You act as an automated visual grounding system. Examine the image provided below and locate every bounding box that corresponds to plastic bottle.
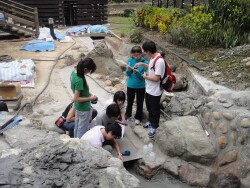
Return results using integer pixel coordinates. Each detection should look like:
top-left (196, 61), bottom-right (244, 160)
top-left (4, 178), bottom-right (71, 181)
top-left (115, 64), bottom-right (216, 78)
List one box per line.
top-left (143, 144), bottom-right (148, 155)
top-left (149, 152), bottom-right (156, 162)
top-left (148, 143), bottom-right (153, 153)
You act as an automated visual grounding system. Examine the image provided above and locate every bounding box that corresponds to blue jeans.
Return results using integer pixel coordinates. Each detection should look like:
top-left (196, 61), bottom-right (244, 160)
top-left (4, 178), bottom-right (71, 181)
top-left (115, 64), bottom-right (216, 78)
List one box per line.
top-left (63, 121), bottom-right (75, 138)
top-left (74, 110), bottom-right (90, 138)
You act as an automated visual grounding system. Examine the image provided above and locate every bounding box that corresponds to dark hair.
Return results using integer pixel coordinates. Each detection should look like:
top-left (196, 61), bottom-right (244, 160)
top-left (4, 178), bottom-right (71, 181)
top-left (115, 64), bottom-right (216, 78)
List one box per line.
top-left (106, 103), bottom-right (120, 118)
top-left (131, 46), bottom-right (142, 54)
top-left (76, 57), bottom-right (96, 87)
top-left (142, 41), bottom-right (157, 54)
top-left (113, 91), bottom-right (126, 103)
top-left (105, 122), bottom-right (122, 139)
top-left (160, 51), bottom-right (166, 58)
top-left (0, 101), bottom-right (8, 112)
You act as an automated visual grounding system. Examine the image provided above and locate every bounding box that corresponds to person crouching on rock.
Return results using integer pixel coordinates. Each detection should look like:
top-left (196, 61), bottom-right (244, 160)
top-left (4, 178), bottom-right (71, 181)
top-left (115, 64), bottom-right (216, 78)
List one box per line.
top-left (81, 122), bottom-right (123, 160)
top-left (102, 91), bottom-right (127, 125)
top-left (96, 103), bottom-right (121, 128)
top-left (70, 58), bottom-right (97, 138)
top-left (60, 102), bottom-right (97, 138)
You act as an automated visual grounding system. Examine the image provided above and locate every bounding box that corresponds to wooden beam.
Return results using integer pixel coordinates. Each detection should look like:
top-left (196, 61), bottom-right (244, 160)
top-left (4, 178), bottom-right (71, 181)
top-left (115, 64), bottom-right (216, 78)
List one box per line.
top-left (4, 0), bottom-right (34, 11)
top-left (7, 23), bottom-right (36, 35)
top-left (4, 13), bottom-right (35, 27)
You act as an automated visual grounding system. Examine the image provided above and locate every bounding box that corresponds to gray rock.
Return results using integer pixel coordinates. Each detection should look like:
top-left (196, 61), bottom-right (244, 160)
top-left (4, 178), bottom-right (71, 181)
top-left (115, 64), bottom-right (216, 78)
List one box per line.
top-left (207, 172), bottom-right (241, 188)
top-left (42, 116), bottom-right (65, 134)
top-left (0, 138), bottom-right (140, 188)
top-left (178, 163), bottom-right (211, 186)
top-left (173, 73), bottom-right (188, 90)
top-left (212, 72), bottom-right (221, 77)
top-left (155, 116), bottom-right (217, 164)
top-left (223, 102), bottom-right (234, 108)
top-left (219, 150), bottom-right (237, 166)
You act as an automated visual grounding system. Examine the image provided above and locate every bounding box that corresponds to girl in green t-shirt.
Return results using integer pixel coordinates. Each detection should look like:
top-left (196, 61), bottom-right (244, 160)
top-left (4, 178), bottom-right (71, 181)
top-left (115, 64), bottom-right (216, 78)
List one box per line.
top-left (70, 58), bottom-right (97, 138)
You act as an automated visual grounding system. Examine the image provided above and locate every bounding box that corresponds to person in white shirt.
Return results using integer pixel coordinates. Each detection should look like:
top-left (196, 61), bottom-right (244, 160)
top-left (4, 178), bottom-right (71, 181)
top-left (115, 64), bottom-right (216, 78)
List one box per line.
top-left (81, 122), bottom-right (123, 160)
top-left (134, 41), bottom-right (165, 138)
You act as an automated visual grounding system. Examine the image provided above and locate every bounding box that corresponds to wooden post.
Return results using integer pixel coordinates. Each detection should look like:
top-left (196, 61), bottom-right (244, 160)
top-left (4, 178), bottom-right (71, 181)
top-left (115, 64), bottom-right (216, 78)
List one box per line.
top-left (173, 0), bottom-right (177, 8)
top-left (166, 0), bottom-right (169, 8)
top-left (34, 7), bottom-right (39, 37)
top-left (192, 0), bottom-right (195, 7)
top-left (181, 0), bottom-right (184, 8)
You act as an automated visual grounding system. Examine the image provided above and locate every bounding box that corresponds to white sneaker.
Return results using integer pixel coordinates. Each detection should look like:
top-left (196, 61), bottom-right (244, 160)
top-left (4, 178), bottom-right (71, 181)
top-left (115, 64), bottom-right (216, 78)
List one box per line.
top-left (135, 119), bottom-right (140, 125)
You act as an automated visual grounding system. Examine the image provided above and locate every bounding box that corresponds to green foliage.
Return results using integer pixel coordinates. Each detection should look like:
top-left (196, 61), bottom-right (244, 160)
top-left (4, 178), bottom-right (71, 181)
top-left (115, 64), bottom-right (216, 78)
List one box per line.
top-left (129, 28), bottom-right (142, 43)
top-left (137, 5), bottom-right (186, 33)
top-left (120, 32), bottom-right (125, 37)
top-left (169, 6), bottom-right (213, 48)
top-left (134, 1), bottom-right (250, 49)
top-left (136, 5), bottom-right (155, 27)
top-left (130, 10), bottom-right (139, 26)
top-left (108, 16), bottom-right (131, 37)
top-left (206, 0), bottom-right (250, 48)
top-left (123, 9), bottom-right (135, 17)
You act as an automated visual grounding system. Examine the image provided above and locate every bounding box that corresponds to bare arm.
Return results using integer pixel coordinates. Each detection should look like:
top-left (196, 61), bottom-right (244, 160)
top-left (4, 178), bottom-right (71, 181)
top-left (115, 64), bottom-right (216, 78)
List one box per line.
top-left (113, 139), bottom-right (123, 160)
top-left (66, 105), bottom-right (75, 122)
top-left (120, 111), bottom-right (126, 123)
top-left (142, 73), bottom-right (161, 82)
top-left (73, 90), bottom-right (96, 102)
top-left (134, 62), bottom-right (148, 69)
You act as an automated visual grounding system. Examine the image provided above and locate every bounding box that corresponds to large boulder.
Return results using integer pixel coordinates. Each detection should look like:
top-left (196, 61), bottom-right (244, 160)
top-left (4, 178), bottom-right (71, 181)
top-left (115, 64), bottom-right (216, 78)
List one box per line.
top-left (1, 120), bottom-right (140, 188)
top-left (163, 92), bottom-right (206, 118)
top-left (155, 116), bottom-right (217, 164)
top-left (86, 41), bottom-right (122, 76)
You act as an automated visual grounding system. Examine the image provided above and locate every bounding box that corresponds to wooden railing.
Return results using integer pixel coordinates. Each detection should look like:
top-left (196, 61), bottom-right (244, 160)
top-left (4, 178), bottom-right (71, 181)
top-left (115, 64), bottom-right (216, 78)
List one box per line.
top-left (0, 0), bottom-right (39, 36)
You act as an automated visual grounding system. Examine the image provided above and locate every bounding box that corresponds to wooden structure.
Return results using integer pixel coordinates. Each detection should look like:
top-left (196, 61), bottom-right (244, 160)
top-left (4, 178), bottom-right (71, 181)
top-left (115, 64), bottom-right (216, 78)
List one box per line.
top-left (0, 0), bottom-right (39, 37)
top-left (14, 0), bottom-right (108, 26)
top-left (153, 0), bottom-right (195, 8)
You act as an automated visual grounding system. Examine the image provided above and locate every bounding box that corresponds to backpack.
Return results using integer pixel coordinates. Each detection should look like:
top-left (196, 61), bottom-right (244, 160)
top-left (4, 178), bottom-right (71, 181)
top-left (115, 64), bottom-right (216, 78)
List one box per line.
top-left (151, 55), bottom-right (176, 92)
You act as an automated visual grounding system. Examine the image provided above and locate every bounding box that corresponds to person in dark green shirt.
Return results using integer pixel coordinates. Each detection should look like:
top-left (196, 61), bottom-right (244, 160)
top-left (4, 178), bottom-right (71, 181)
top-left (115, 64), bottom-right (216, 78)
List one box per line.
top-left (70, 58), bottom-right (97, 138)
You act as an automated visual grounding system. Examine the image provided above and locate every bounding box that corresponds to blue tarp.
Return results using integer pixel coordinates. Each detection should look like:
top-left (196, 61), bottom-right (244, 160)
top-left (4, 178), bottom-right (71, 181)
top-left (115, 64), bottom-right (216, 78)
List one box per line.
top-left (21, 39), bottom-right (55, 52)
top-left (0, 115), bottom-right (23, 134)
top-left (0, 13), bottom-right (4, 21)
top-left (66, 25), bottom-right (90, 35)
top-left (88, 25), bottom-right (109, 34)
top-left (55, 32), bottom-right (65, 40)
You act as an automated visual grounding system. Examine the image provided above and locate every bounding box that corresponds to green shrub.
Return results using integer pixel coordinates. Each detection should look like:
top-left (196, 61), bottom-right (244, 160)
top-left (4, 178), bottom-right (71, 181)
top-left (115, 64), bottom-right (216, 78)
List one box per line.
top-left (123, 9), bottom-right (135, 17)
top-left (129, 28), bottom-right (142, 43)
top-left (206, 0), bottom-right (250, 48)
top-left (120, 32), bottom-right (125, 37)
top-left (169, 6), bottom-right (213, 48)
top-left (136, 5), bottom-right (154, 27)
top-left (137, 6), bottom-right (186, 33)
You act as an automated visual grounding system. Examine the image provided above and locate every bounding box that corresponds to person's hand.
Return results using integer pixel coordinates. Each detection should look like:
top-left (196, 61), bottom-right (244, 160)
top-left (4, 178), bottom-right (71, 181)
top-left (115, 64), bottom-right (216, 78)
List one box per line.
top-left (142, 72), bottom-right (147, 79)
top-left (115, 120), bottom-right (128, 126)
top-left (133, 68), bottom-right (138, 74)
top-left (118, 153), bottom-right (123, 160)
top-left (89, 94), bottom-right (97, 101)
top-left (127, 65), bottom-right (131, 71)
top-left (134, 62), bottom-right (141, 69)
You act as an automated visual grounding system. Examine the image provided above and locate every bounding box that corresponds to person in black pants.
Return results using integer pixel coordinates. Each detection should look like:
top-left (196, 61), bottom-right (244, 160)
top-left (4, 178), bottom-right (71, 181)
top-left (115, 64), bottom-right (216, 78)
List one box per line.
top-left (125, 46), bottom-right (148, 125)
top-left (61, 102), bottom-right (97, 137)
top-left (134, 41), bottom-right (165, 138)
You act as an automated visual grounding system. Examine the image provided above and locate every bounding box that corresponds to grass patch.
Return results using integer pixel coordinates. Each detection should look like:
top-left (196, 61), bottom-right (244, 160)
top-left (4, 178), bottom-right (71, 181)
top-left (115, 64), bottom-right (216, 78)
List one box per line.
top-left (108, 16), bottom-right (132, 37)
